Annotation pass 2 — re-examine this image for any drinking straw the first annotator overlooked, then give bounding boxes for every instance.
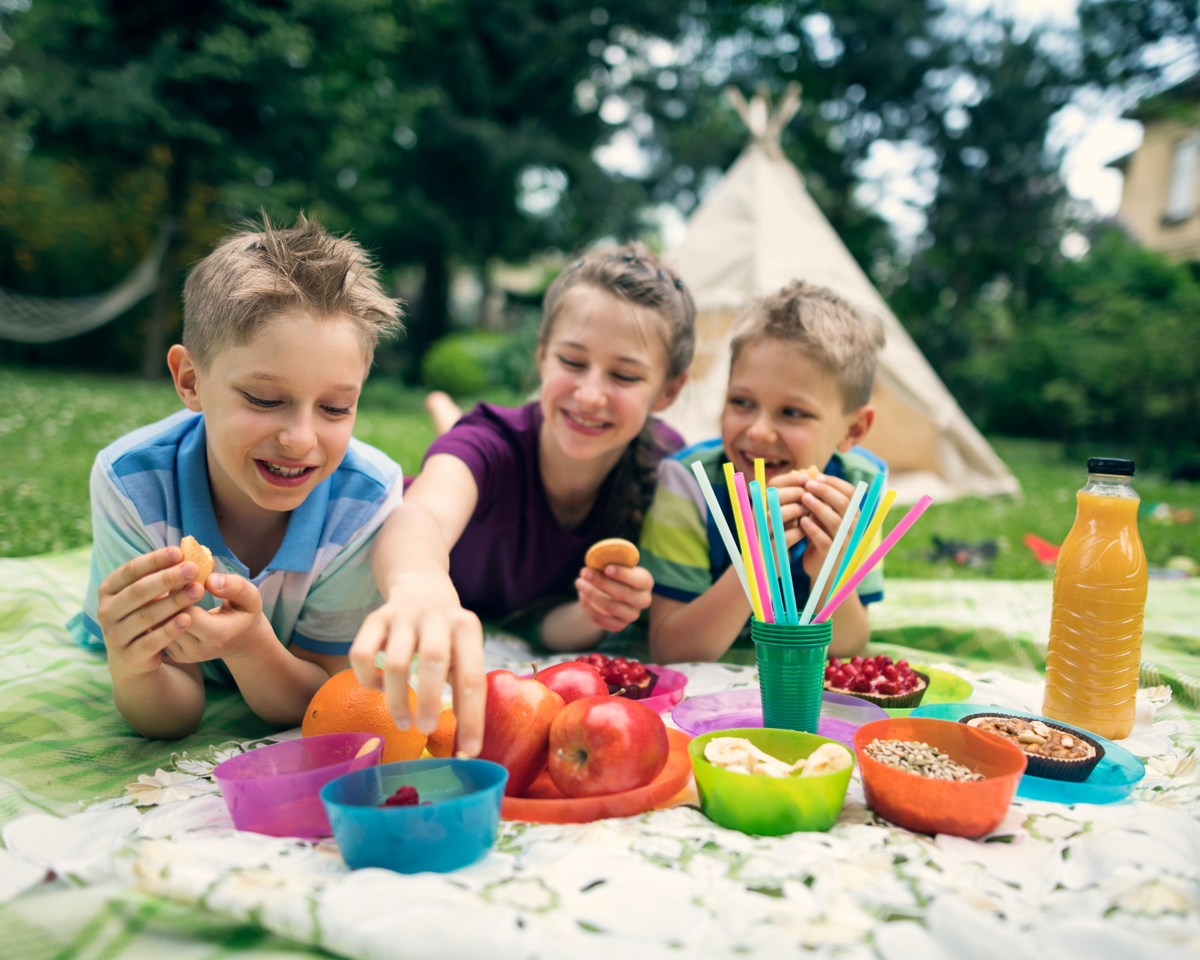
[798,480,868,625]
[690,460,752,605]
[733,472,775,622]
[830,471,885,593]
[830,488,897,597]
[750,480,786,625]
[766,487,798,625]
[813,495,934,624]
[723,462,766,622]
[754,458,768,498]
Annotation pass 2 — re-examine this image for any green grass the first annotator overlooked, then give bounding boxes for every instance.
[2,366,1198,576]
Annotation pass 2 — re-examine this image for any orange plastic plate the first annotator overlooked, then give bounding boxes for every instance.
[502,728,693,824]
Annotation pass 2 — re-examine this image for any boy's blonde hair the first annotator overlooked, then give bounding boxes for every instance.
[182,213,403,369]
[730,281,884,410]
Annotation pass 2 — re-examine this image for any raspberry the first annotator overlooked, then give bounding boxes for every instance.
[382,786,420,807]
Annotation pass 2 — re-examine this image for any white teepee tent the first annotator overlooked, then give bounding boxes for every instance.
[662,86,1020,503]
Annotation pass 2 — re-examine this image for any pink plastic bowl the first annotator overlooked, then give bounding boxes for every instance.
[214,732,383,838]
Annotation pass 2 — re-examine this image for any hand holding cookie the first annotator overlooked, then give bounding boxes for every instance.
[577,538,654,632]
[96,545,207,681]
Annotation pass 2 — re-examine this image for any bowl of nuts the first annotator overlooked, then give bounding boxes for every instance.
[853,717,1028,837]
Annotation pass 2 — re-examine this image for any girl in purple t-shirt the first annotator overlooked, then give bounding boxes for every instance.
[350,244,695,754]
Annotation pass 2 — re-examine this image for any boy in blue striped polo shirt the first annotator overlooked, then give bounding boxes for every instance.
[69,215,407,739]
[641,281,886,663]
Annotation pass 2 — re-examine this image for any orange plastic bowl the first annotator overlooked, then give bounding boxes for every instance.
[853,717,1027,838]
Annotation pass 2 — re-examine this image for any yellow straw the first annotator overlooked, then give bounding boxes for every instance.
[724,462,765,621]
[830,489,898,596]
[754,458,767,494]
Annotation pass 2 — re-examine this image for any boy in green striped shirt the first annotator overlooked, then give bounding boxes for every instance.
[642,282,886,662]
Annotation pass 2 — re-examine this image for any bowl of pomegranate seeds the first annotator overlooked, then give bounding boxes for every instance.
[574,653,688,713]
[321,758,508,873]
[824,655,929,709]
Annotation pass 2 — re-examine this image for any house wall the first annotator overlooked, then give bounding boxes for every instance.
[1116,110,1200,261]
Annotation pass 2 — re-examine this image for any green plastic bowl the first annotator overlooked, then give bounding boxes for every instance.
[688,728,855,836]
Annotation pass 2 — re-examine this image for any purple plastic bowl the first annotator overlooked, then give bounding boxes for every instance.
[671,689,888,749]
[213,732,383,838]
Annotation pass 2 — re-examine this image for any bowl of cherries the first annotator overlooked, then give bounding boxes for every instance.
[573,654,688,714]
[824,655,929,709]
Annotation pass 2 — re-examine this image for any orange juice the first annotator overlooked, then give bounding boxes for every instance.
[1041,459,1147,740]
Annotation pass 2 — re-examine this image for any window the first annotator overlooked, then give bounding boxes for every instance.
[1165,132,1200,223]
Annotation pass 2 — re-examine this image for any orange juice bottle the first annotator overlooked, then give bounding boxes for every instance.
[1042,458,1147,740]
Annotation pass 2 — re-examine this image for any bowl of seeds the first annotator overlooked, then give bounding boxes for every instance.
[853,717,1028,837]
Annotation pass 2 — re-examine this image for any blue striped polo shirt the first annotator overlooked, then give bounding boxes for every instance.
[68,409,402,683]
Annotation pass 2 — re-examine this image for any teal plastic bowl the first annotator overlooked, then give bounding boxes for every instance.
[688,728,855,836]
[321,758,508,873]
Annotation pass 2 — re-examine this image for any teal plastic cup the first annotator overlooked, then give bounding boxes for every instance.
[752,620,832,733]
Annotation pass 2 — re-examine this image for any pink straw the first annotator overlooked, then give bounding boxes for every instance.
[813,495,933,624]
[733,472,774,623]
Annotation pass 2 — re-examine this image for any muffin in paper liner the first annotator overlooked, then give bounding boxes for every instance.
[959,712,1105,782]
[824,671,930,710]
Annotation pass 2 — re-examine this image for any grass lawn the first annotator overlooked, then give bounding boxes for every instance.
[2,366,1198,578]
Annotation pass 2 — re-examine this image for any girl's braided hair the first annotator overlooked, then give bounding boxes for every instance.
[539,242,696,542]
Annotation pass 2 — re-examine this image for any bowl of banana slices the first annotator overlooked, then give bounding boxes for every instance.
[687,728,855,835]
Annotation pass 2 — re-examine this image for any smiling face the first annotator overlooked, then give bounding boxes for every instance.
[171,312,370,521]
[536,284,682,465]
[722,337,867,482]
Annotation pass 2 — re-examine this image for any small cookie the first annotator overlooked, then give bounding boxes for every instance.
[802,464,820,481]
[585,538,639,570]
[180,535,214,586]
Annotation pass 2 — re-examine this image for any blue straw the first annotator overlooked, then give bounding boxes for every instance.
[750,481,786,626]
[830,471,885,595]
[766,486,797,625]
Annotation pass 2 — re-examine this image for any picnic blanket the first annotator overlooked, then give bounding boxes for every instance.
[2,547,1199,959]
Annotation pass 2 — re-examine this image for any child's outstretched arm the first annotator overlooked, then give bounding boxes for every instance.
[352,454,487,757]
[98,546,207,739]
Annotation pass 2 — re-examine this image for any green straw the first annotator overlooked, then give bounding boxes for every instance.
[750,480,786,627]
[766,486,798,625]
[799,480,867,625]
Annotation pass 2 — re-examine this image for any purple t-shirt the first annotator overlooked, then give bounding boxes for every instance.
[423,402,683,622]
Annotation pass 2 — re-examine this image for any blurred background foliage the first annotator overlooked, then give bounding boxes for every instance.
[1,0,1199,467]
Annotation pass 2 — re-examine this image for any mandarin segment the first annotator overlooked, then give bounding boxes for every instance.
[426,707,457,758]
[301,669,427,762]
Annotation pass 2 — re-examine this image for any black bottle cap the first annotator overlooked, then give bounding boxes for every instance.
[1087,457,1135,476]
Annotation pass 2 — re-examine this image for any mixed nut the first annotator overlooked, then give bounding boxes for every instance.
[862,738,985,782]
[965,716,1096,761]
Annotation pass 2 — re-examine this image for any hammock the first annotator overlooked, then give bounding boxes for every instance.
[0,228,170,343]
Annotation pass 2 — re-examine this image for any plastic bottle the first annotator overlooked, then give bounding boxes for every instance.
[1041,458,1147,740]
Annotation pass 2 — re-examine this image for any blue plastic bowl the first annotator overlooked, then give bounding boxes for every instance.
[321,758,508,873]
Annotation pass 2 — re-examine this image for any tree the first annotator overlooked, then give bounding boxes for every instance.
[1,0,410,374]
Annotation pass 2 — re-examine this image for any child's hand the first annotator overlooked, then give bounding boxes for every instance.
[793,474,858,580]
[576,564,654,632]
[349,585,485,756]
[164,573,269,665]
[97,546,205,682]
[767,470,820,547]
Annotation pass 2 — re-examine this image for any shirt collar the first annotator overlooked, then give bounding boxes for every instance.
[176,415,329,576]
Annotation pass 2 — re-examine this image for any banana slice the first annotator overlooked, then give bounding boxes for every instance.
[704,737,807,777]
[799,742,854,777]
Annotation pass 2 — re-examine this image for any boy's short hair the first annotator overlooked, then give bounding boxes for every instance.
[182,213,403,369]
[729,281,885,410]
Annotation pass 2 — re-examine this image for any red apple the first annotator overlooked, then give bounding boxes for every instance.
[535,661,609,704]
[547,695,670,798]
[479,670,564,797]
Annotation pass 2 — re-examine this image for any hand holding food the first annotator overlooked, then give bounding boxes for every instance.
[96,545,206,680]
[576,545,655,631]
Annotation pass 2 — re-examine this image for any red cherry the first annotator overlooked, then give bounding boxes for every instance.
[850,676,873,693]
[828,657,842,668]
[880,681,899,695]
[883,665,898,681]
[862,662,878,679]
[850,656,864,667]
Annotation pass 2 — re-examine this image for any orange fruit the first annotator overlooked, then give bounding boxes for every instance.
[427,708,457,758]
[302,669,427,763]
